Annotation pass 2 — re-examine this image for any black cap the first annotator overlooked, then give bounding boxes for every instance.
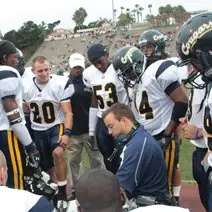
[0,40,17,57]
[87,44,107,62]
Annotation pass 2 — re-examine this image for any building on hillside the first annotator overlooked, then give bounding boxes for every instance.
[45,29,74,41]
[76,27,99,34]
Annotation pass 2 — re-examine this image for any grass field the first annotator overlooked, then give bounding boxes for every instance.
[180,140,195,182]
[76,138,196,183]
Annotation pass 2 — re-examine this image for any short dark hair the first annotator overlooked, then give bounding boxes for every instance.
[32,56,48,65]
[102,103,135,122]
[76,169,122,212]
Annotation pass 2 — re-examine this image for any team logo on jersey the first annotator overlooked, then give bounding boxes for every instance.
[181,21,212,55]
[121,47,137,64]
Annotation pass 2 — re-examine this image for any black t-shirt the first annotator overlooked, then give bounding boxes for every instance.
[69,75,92,135]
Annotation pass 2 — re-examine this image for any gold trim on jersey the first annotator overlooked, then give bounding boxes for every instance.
[7,131,23,189]
[165,139,176,197]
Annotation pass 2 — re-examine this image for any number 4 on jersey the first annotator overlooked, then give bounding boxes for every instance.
[139,91,154,120]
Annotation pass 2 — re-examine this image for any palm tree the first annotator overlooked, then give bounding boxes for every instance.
[148,4,152,15]
[120,6,125,14]
[72,7,88,29]
[135,4,140,22]
[139,7,144,22]
[131,9,137,23]
[113,9,117,23]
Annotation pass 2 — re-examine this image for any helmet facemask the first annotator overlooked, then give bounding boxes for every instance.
[182,49,212,89]
[117,59,146,88]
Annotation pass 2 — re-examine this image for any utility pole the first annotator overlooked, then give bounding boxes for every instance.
[112,0,115,28]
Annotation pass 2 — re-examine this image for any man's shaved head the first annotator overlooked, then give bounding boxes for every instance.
[76,169,122,212]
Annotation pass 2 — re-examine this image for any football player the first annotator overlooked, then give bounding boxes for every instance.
[83,43,132,173]
[16,48,34,79]
[138,29,188,204]
[176,11,212,211]
[22,56,74,211]
[0,40,40,189]
[112,44,188,204]
[15,49,35,139]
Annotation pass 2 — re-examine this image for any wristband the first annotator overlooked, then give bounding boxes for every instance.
[195,128,199,140]
[63,128,72,137]
[10,121,32,146]
[89,107,98,136]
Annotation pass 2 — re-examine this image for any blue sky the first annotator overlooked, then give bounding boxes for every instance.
[0,0,211,35]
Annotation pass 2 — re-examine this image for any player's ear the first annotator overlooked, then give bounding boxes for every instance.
[3,54,7,62]
[120,187,126,206]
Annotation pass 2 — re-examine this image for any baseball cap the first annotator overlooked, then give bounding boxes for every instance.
[69,53,85,69]
[87,44,108,62]
[0,40,17,57]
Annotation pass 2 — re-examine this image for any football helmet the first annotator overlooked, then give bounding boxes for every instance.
[112,46,146,88]
[0,40,17,65]
[176,12,212,88]
[16,48,25,76]
[138,29,166,64]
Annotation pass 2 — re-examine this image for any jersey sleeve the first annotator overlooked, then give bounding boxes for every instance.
[60,78,75,102]
[0,70,20,99]
[22,78,29,102]
[82,68,92,88]
[156,60,181,96]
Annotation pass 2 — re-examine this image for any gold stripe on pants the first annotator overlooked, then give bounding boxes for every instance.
[7,131,24,189]
[165,139,176,197]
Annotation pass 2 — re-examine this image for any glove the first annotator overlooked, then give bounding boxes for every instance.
[159,134,172,152]
[87,136,98,151]
[25,142,40,168]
